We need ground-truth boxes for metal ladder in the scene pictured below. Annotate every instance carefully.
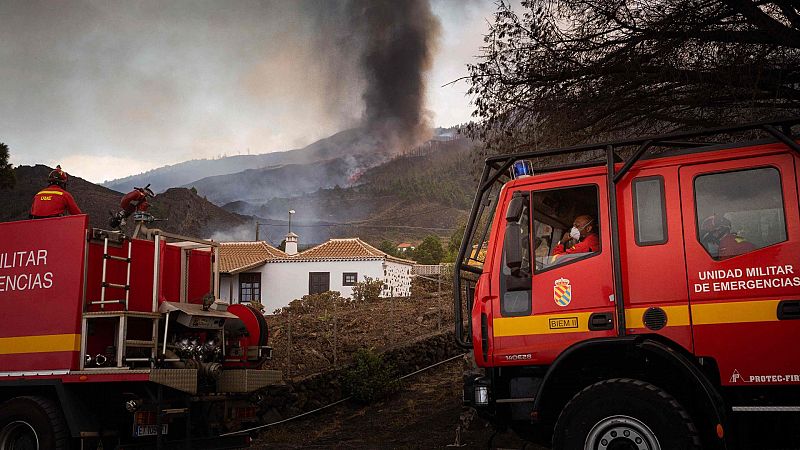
[81,236,160,369]
[91,237,132,309]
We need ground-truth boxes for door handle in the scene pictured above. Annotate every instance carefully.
[589,312,614,331]
[778,300,800,320]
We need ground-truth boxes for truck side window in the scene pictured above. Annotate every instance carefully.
[633,176,667,245]
[532,184,600,271]
[501,191,532,316]
[694,167,787,260]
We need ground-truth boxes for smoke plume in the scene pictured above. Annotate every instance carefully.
[1,0,442,181]
[351,1,441,150]
[308,0,441,153]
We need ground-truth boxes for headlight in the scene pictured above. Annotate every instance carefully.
[475,385,489,405]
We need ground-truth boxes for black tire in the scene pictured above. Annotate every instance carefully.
[0,396,70,450]
[553,378,701,450]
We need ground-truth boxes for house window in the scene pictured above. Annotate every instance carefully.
[239,273,261,303]
[343,272,358,286]
[309,272,330,295]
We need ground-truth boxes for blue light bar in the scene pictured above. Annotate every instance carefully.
[510,160,534,179]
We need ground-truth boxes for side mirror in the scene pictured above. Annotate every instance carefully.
[505,223,523,275]
[506,193,526,222]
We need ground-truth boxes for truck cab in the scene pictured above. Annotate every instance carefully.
[455,119,800,449]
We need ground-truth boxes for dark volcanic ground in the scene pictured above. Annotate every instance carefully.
[253,358,544,450]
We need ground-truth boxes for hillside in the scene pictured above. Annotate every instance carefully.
[186,154,384,205]
[0,165,123,228]
[1,165,250,238]
[104,128,396,194]
[223,137,477,244]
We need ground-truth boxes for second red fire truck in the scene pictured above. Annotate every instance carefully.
[0,215,278,449]
[455,118,800,449]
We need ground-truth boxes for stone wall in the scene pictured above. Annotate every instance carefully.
[381,260,413,297]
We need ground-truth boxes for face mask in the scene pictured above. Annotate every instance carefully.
[569,220,592,242]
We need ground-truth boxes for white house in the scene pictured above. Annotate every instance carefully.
[397,242,416,253]
[219,235,415,313]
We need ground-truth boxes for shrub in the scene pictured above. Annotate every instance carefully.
[273,291,344,315]
[343,348,401,403]
[350,277,383,302]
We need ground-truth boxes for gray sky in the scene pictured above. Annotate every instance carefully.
[1,0,495,182]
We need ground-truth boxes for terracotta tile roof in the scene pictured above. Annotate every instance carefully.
[219,241,287,273]
[280,238,415,265]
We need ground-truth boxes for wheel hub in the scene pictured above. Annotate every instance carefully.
[585,415,660,450]
[0,420,39,450]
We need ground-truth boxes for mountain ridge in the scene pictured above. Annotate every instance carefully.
[103,128,394,194]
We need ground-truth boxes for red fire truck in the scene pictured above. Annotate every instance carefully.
[455,118,800,449]
[0,216,278,449]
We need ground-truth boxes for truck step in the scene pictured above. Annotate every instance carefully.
[83,311,160,318]
[101,282,129,290]
[495,397,536,404]
[732,406,800,412]
[125,340,156,347]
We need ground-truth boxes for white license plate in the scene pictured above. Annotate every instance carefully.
[133,424,168,437]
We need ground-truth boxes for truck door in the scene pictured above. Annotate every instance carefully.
[492,176,617,366]
[679,153,800,386]
[618,168,693,352]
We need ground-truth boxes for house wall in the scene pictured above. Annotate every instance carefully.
[261,260,383,312]
[382,260,413,297]
[221,259,415,314]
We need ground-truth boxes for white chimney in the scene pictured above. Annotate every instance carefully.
[285,232,299,256]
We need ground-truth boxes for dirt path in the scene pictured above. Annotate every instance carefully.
[253,359,546,450]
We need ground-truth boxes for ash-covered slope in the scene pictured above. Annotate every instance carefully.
[185,153,384,205]
[146,188,250,238]
[1,165,249,238]
[224,136,476,244]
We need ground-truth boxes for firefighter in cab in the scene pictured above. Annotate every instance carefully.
[29,165,82,219]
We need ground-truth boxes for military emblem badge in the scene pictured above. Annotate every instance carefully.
[554,277,572,307]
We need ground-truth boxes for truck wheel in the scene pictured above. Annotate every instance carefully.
[0,396,69,450]
[553,378,700,450]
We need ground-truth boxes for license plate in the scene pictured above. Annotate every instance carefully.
[133,424,168,437]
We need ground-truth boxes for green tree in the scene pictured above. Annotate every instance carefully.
[190,186,198,195]
[414,235,445,265]
[0,142,16,190]
[444,223,466,263]
[377,240,398,257]
[466,0,800,153]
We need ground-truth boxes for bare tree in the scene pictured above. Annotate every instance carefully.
[465,0,800,154]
